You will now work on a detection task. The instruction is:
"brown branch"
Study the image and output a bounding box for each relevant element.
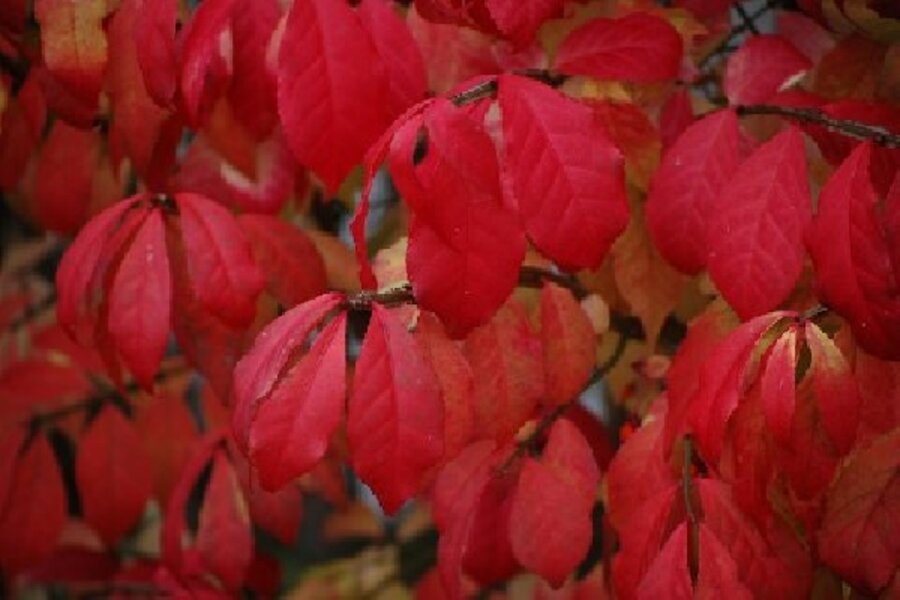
[799,304,829,323]
[448,68,568,107]
[736,104,900,148]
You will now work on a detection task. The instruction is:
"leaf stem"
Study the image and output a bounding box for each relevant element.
[736,104,900,148]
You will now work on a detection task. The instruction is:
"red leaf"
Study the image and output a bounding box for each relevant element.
[196,452,253,590]
[463,472,520,587]
[483,0,567,47]
[611,484,681,598]
[509,419,599,587]
[238,215,327,308]
[432,440,500,598]
[855,346,900,442]
[357,0,428,118]
[806,142,900,360]
[689,311,789,462]
[106,0,178,188]
[707,127,811,319]
[175,130,296,214]
[350,98,436,291]
[665,304,736,448]
[760,326,798,445]
[645,109,740,274]
[0,428,26,513]
[135,0,178,107]
[176,192,265,327]
[76,407,152,546]
[236,455,303,546]
[817,427,900,594]
[659,88,694,150]
[696,524,754,599]
[277,0,388,192]
[698,479,811,599]
[415,312,476,461]
[34,0,107,110]
[635,522,692,600]
[724,35,811,105]
[108,209,171,390]
[0,436,67,574]
[179,0,235,126]
[463,301,544,443]
[250,314,346,491]
[33,121,99,234]
[555,12,683,83]
[56,198,145,337]
[389,99,525,334]
[135,394,197,506]
[228,0,281,139]
[232,292,342,449]
[348,305,443,513]
[805,322,860,455]
[606,404,678,531]
[540,282,596,406]
[498,74,628,270]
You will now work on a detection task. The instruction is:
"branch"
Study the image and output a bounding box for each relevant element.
[697,0,782,70]
[736,104,900,148]
[449,68,568,107]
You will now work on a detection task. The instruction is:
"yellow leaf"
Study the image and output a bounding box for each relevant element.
[612,210,686,346]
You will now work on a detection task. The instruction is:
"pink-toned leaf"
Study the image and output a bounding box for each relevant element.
[277,0,388,192]
[817,427,900,595]
[806,142,900,360]
[463,301,544,443]
[238,214,327,308]
[357,0,428,117]
[348,305,443,513]
[236,455,302,546]
[540,282,596,406]
[689,311,789,462]
[176,192,265,327]
[724,35,811,105]
[76,407,152,546]
[555,13,683,83]
[250,314,346,491]
[509,419,599,587]
[195,451,252,590]
[776,11,834,64]
[760,326,798,445]
[645,109,740,274]
[635,522,692,600]
[498,74,628,270]
[707,127,811,319]
[108,209,171,390]
[232,292,342,449]
[0,436,67,574]
[390,99,525,335]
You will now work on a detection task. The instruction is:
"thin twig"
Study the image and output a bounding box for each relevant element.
[733,2,760,35]
[448,68,567,107]
[737,104,900,148]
